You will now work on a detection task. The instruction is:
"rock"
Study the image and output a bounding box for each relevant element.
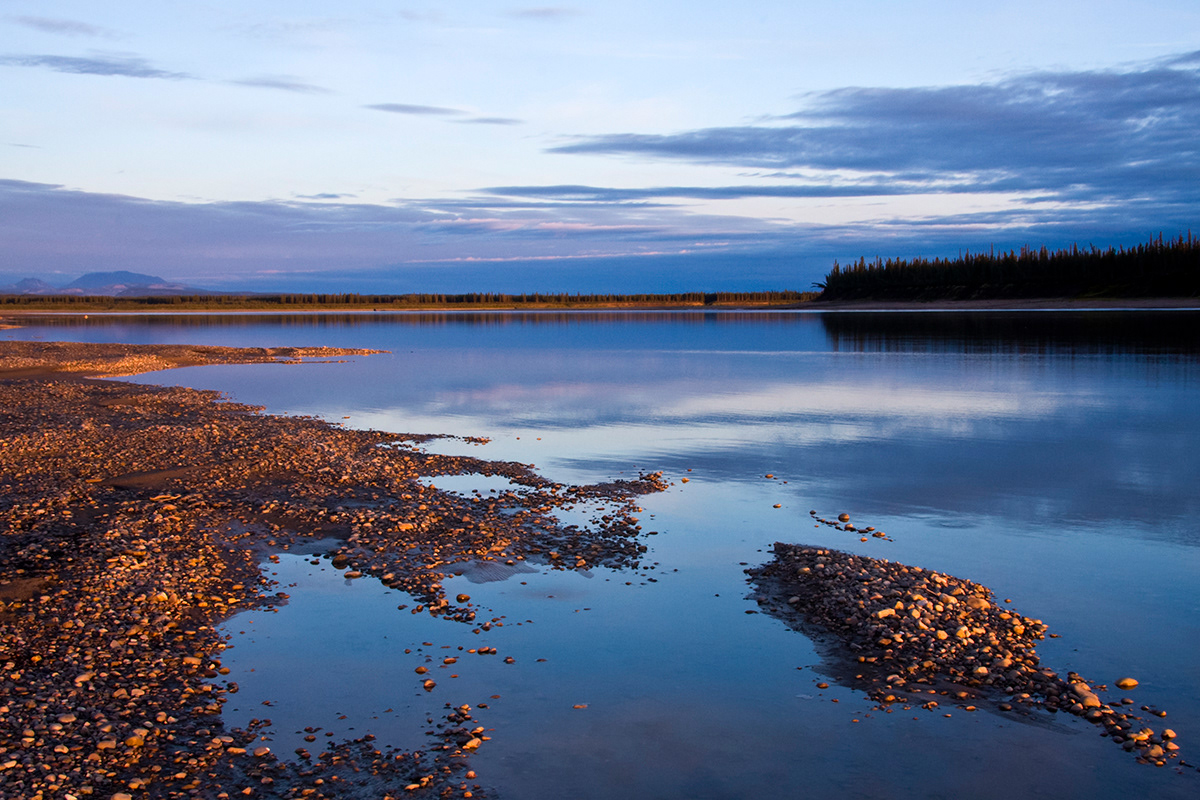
[747,542,1183,768]
[1116,677,1139,690]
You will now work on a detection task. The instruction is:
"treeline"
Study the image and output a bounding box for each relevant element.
[0,290,818,310]
[817,233,1200,300]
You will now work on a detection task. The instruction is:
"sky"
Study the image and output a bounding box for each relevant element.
[2,1,1199,293]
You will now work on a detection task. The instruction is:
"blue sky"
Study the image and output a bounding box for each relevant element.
[2,1,1199,292]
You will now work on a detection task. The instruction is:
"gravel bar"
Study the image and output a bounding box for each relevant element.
[749,542,1186,769]
[0,341,667,799]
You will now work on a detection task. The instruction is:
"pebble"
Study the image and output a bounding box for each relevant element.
[1,342,672,799]
[749,543,1184,768]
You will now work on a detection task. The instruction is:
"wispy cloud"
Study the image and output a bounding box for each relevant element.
[232,75,332,94]
[549,53,1200,210]
[457,116,523,125]
[365,102,465,116]
[0,53,192,79]
[507,8,582,20]
[7,16,117,38]
[365,104,521,124]
[484,183,971,202]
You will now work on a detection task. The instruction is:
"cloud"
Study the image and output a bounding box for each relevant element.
[483,183,971,203]
[0,179,759,288]
[231,75,332,94]
[365,102,465,116]
[295,192,357,200]
[549,53,1200,210]
[457,116,523,125]
[7,16,116,38]
[0,53,191,79]
[507,8,582,20]
[366,104,521,125]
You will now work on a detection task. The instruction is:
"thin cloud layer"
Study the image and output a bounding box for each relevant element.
[0,179,757,287]
[457,116,523,125]
[365,104,522,125]
[507,8,582,20]
[231,75,332,94]
[0,53,191,79]
[365,103,465,116]
[7,16,116,38]
[550,54,1200,209]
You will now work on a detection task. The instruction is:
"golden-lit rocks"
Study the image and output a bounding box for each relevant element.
[0,341,670,799]
[749,543,1184,768]
[1116,677,1140,690]
[810,509,892,541]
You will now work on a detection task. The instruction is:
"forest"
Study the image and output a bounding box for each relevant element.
[816,233,1200,300]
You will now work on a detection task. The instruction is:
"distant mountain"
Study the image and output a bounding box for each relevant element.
[60,271,169,290]
[1,271,214,296]
[9,277,57,294]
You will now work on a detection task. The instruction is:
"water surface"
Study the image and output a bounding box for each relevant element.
[7,310,1198,798]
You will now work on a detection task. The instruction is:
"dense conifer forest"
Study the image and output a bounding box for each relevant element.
[816,233,1199,300]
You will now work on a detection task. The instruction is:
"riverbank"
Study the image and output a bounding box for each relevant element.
[0,341,664,799]
[2,295,1197,320]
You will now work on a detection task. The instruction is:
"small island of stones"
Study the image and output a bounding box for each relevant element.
[748,540,1184,768]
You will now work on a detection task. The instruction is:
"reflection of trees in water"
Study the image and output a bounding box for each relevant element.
[18,309,822,331]
[19,307,1200,361]
[819,311,1200,357]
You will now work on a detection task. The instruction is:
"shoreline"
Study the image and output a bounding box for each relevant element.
[2,296,1198,319]
[0,341,666,799]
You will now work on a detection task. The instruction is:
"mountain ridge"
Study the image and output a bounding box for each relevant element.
[1,271,211,297]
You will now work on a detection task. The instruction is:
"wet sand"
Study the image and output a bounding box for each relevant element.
[0,341,665,799]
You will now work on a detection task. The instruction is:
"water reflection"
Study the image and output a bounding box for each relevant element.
[23,310,1181,535]
[14,308,1200,358]
[819,310,1200,357]
[7,309,1200,798]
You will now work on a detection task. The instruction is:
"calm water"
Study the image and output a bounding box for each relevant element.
[7,310,1199,798]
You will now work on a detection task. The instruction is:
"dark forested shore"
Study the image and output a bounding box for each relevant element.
[816,233,1200,301]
